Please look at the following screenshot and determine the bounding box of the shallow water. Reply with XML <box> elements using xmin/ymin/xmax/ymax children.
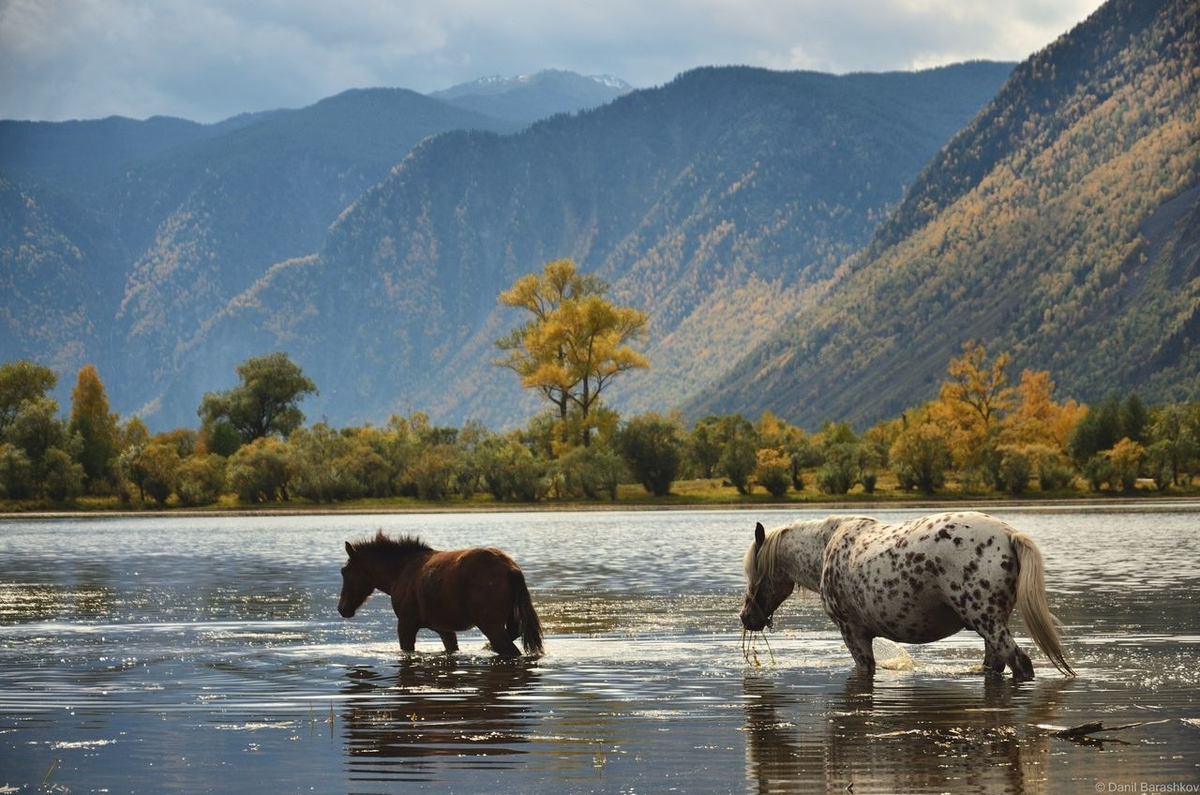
<box><xmin>0</xmin><ymin>507</ymin><xmax>1197</xmax><ymax>793</ymax></box>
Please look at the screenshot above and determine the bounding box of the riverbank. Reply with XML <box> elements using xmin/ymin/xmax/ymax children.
<box><xmin>3</xmin><ymin>477</ymin><xmax>1198</xmax><ymax>518</ymax></box>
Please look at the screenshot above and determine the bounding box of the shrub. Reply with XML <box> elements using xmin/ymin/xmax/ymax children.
<box><xmin>816</xmin><ymin>443</ymin><xmax>859</xmax><ymax>495</ymax></box>
<box><xmin>998</xmin><ymin>446</ymin><xmax>1032</xmax><ymax>496</ymax></box>
<box><xmin>475</xmin><ymin>438</ymin><xmax>545</xmax><ymax>502</ymax></box>
<box><xmin>176</xmin><ymin>454</ymin><xmax>227</xmax><ymax>506</ymax></box>
<box><xmin>138</xmin><ymin>442</ymin><xmax>181</xmax><ymax>506</ymax></box>
<box><xmin>617</xmin><ymin>414</ymin><xmax>682</xmax><ymax>497</ymax></box>
<box><xmin>42</xmin><ymin>448</ymin><xmax>85</xmax><ymax>502</ymax></box>
<box><xmin>890</xmin><ymin>423</ymin><xmax>951</xmax><ymax>495</ymax></box>
<box><xmin>228</xmin><ymin>437</ymin><xmax>291</xmax><ymax>503</ymax></box>
<box><xmin>0</xmin><ymin>443</ymin><xmax>33</xmax><ymax>499</ymax></box>
<box><xmin>754</xmin><ymin>448</ymin><xmax>791</xmax><ymax>497</ymax></box>
<box><xmin>1107</xmin><ymin>437</ymin><xmax>1145</xmax><ymax>492</ymax></box>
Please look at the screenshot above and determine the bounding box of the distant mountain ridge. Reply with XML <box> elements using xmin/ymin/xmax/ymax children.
<box><xmin>171</xmin><ymin>62</ymin><xmax>1015</xmax><ymax>430</ymax></box>
<box><xmin>689</xmin><ymin>0</ymin><xmax>1200</xmax><ymax>427</ymax></box>
<box><xmin>430</xmin><ymin>69</ymin><xmax>633</xmax><ymax>124</ymax></box>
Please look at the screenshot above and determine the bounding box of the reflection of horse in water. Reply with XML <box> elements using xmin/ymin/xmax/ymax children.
<box><xmin>743</xmin><ymin>673</ymin><xmax>1071</xmax><ymax>794</ymax></box>
<box><xmin>338</xmin><ymin>531</ymin><xmax>543</xmax><ymax>657</ymax></box>
<box><xmin>740</xmin><ymin>513</ymin><xmax>1074</xmax><ymax>679</ymax></box>
<box><xmin>340</xmin><ymin>659</ymin><xmax>540</xmax><ymax>781</ymax></box>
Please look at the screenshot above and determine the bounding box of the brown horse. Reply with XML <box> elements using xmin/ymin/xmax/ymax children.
<box><xmin>338</xmin><ymin>530</ymin><xmax>544</xmax><ymax>657</ymax></box>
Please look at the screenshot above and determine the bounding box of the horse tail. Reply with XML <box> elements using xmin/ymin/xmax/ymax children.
<box><xmin>509</xmin><ymin>569</ymin><xmax>544</xmax><ymax>655</ymax></box>
<box><xmin>1010</xmin><ymin>532</ymin><xmax>1074</xmax><ymax>676</ymax></box>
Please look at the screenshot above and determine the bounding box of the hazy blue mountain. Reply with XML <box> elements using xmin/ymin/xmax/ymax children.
<box><xmin>689</xmin><ymin>0</ymin><xmax>1199</xmax><ymax>427</ymax></box>
<box><xmin>1</xmin><ymin>89</ymin><xmax>515</xmax><ymax>416</ymax></box>
<box><xmin>171</xmin><ymin>62</ymin><xmax>1015</xmax><ymax>431</ymax></box>
<box><xmin>430</xmin><ymin>69</ymin><xmax>632</xmax><ymax>124</ymax></box>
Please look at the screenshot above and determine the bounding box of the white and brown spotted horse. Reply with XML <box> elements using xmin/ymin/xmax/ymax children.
<box><xmin>740</xmin><ymin>512</ymin><xmax>1074</xmax><ymax>680</ymax></box>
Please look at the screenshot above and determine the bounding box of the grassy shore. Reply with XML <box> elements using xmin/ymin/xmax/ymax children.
<box><xmin>3</xmin><ymin>476</ymin><xmax>1198</xmax><ymax>516</ymax></box>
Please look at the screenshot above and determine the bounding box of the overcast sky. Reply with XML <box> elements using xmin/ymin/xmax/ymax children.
<box><xmin>1</xmin><ymin>0</ymin><xmax>1105</xmax><ymax>123</ymax></box>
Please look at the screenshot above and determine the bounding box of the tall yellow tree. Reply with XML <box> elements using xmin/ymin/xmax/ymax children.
<box><xmin>496</xmin><ymin>259</ymin><xmax>648</xmax><ymax>447</ymax></box>
<box><xmin>68</xmin><ymin>364</ymin><xmax>119</xmax><ymax>490</ymax></box>
<box><xmin>935</xmin><ymin>341</ymin><xmax>1016</xmax><ymax>484</ymax></box>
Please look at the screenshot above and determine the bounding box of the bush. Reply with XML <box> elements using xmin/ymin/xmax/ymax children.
<box><xmin>0</xmin><ymin>443</ymin><xmax>33</xmax><ymax>499</ymax></box>
<box><xmin>1107</xmin><ymin>438</ymin><xmax>1144</xmax><ymax>492</ymax></box>
<box><xmin>1082</xmin><ymin>454</ymin><xmax>1113</xmax><ymax>492</ymax></box>
<box><xmin>617</xmin><ymin>414</ymin><xmax>682</xmax><ymax>497</ymax></box>
<box><xmin>138</xmin><ymin>442</ymin><xmax>181</xmax><ymax>506</ymax></box>
<box><xmin>890</xmin><ymin>423</ymin><xmax>951</xmax><ymax>495</ymax></box>
<box><xmin>553</xmin><ymin>446</ymin><xmax>626</xmax><ymax>500</ymax></box>
<box><xmin>42</xmin><ymin>447</ymin><xmax>85</xmax><ymax>502</ymax></box>
<box><xmin>998</xmin><ymin>447</ymin><xmax>1032</xmax><ymax>496</ymax></box>
<box><xmin>816</xmin><ymin>443</ymin><xmax>859</xmax><ymax>495</ymax></box>
<box><xmin>754</xmin><ymin>448</ymin><xmax>791</xmax><ymax>497</ymax></box>
<box><xmin>228</xmin><ymin>437</ymin><xmax>291</xmax><ymax>503</ymax></box>
<box><xmin>176</xmin><ymin>454</ymin><xmax>227</xmax><ymax>506</ymax></box>
<box><xmin>475</xmin><ymin>438</ymin><xmax>545</xmax><ymax>502</ymax></box>
<box><xmin>410</xmin><ymin>445</ymin><xmax>461</xmax><ymax>501</ymax></box>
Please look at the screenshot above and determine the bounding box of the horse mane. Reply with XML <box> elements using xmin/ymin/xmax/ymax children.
<box><xmin>745</xmin><ymin>524</ymin><xmax>793</xmax><ymax>588</ymax></box>
<box><xmin>349</xmin><ymin>530</ymin><xmax>431</xmax><ymax>564</ymax></box>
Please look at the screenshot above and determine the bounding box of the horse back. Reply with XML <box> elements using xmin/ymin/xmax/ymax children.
<box><xmin>400</xmin><ymin>547</ymin><xmax>524</xmax><ymax>632</ymax></box>
<box><xmin>821</xmin><ymin>512</ymin><xmax>1022</xmax><ymax>641</ymax></box>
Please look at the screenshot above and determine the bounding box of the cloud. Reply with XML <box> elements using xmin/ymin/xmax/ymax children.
<box><xmin>0</xmin><ymin>0</ymin><xmax>1104</xmax><ymax>122</ymax></box>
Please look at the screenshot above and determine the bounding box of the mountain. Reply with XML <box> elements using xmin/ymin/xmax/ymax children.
<box><xmin>174</xmin><ymin>62</ymin><xmax>1015</xmax><ymax>430</ymax></box>
<box><xmin>1</xmin><ymin>89</ymin><xmax>516</xmax><ymax>415</ymax></box>
<box><xmin>689</xmin><ymin>0</ymin><xmax>1200</xmax><ymax>427</ymax></box>
<box><xmin>430</xmin><ymin>69</ymin><xmax>632</xmax><ymax>124</ymax></box>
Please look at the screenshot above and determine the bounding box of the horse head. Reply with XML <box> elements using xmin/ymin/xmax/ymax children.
<box><xmin>740</xmin><ymin>522</ymin><xmax>795</xmax><ymax>631</ymax></box>
<box><xmin>338</xmin><ymin>541</ymin><xmax>375</xmax><ymax>618</ymax></box>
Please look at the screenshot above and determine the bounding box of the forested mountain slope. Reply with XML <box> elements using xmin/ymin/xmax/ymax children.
<box><xmin>1</xmin><ymin>90</ymin><xmax>514</xmax><ymax>414</ymax></box>
<box><xmin>184</xmin><ymin>63</ymin><xmax>1015</xmax><ymax>429</ymax></box>
<box><xmin>691</xmin><ymin>0</ymin><xmax>1200</xmax><ymax>427</ymax></box>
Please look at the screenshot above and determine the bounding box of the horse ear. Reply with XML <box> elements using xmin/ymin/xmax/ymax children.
<box><xmin>345</xmin><ymin>541</ymin><xmax>356</xmax><ymax>559</ymax></box>
<box><xmin>755</xmin><ymin>522</ymin><xmax>766</xmax><ymax>549</ymax></box>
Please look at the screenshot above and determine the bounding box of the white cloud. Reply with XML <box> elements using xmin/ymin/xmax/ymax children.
<box><xmin>0</xmin><ymin>0</ymin><xmax>1106</xmax><ymax>122</ymax></box>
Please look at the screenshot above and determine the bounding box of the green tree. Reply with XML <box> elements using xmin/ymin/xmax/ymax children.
<box><xmin>716</xmin><ymin>415</ymin><xmax>759</xmax><ymax>495</ymax></box>
<box><xmin>496</xmin><ymin>259</ymin><xmax>648</xmax><ymax>447</ymax></box>
<box><xmin>198</xmin><ymin>352</ymin><xmax>317</xmax><ymax>443</ymax></box>
<box><xmin>890</xmin><ymin>416</ymin><xmax>952</xmax><ymax>495</ymax></box>
<box><xmin>0</xmin><ymin>360</ymin><xmax>57</xmax><ymax>439</ymax></box>
<box><xmin>616</xmin><ymin>414</ymin><xmax>682</xmax><ymax>496</ymax></box>
<box><xmin>68</xmin><ymin>364</ymin><xmax>119</xmax><ymax>491</ymax></box>
<box><xmin>137</xmin><ymin>442</ymin><xmax>181</xmax><ymax>506</ymax></box>
<box><xmin>176</xmin><ymin>454</ymin><xmax>227</xmax><ymax>507</ymax></box>
<box><xmin>754</xmin><ymin>448</ymin><xmax>792</xmax><ymax>498</ymax></box>
<box><xmin>684</xmin><ymin>417</ymin><xmax>723</xmax><ymax>479</ymax></box>
<box><xmin>0</xmin><ymin>444</ymin><xmax>33</xmax><ymax>499</ymax></box>
<box><xmin>227</xmin><ymin>437</ymin><xmax>292</xmax><ymax>503</ymax></box>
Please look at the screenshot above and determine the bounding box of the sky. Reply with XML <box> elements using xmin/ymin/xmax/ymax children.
<box><xmin>1</xmin><ymin>0</ymin><xmax>1106</xmax><ymax>123</ymax></box>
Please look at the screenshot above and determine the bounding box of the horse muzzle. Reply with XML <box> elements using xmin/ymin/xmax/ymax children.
<box><xmin>739</xmin><ymin>609</ymin><xmax>771</xmax><ymax>632</ymax></box>
<box><xmin>338</xmin><ymin>603</ymin><xmax>355</xmax><ymax>618</ymax></box>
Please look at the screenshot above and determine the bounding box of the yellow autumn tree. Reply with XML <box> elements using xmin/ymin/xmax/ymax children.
<box><xmin>496</xmin><ymin>259</ymin><xmax>648</xmax><ymax>447</ymax></box>
<box><xmin>934</xmin><ymin>341</ymin><xmax>1016</xmax><ymax>486</ymax></box>
<box><xmin>68</xmin><ymin>364</ymin><xmax>119</xmax><ymax>491</ymax></box>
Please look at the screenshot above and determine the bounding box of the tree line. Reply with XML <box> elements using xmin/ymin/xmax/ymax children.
<box><xmin>1</xmin><ymin>260</ymin><xmax>1197</xmax><ymax>507</ymax></box>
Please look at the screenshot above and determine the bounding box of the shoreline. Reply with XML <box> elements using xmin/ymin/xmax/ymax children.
<box><xmin>5</xmin><ymin>494</ymin><xmax>1199</xmax><ymax>520</ymax></box>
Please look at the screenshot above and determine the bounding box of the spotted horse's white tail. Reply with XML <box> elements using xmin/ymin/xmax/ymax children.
<box><xmin>1011</xmin><ymin>532</ymin><xmax>1074</xmax><ymax>677</ymax></box>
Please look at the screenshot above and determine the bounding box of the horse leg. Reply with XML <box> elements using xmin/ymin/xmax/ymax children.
<box><xmin>438</xmin><ymin>631</ymin><xmax>459</xmax><ymax>653</ymax></box>
<box><xmin>837</xmin><ymin>622</ymin><xmax>876</xmax><ymax>677</ymax></box>
<box><xmin>481</xmin><ymin>622</ymin><xmax>521</xmax><ymax>657</ymax></box>
<box><xmin>397</xmin><ymin>621</ymin><xmax>418</xmax><ymax>654</ymax></box>
<box><xmin>971</xmin><ymin>622</ymin><xmax>1034</xmax><ymax>681</ymax></box>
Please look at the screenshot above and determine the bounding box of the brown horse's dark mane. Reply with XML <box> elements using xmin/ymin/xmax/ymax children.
<box><xmin>349</xmin><ymin>530</ymin><xmax>431</xmax><ymax>565</ymax></box>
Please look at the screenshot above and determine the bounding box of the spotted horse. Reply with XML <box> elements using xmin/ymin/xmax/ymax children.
<box><xmin>739</xmin><ymin>512</ymin><xmax>1074</xmax><ymax>680</ymax></box>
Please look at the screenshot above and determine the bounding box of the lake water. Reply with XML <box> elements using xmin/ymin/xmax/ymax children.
<box><xmin>1</xmin><ymin>507</ymin><xmax>1198</xmax><ymax>793</ymax></box>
